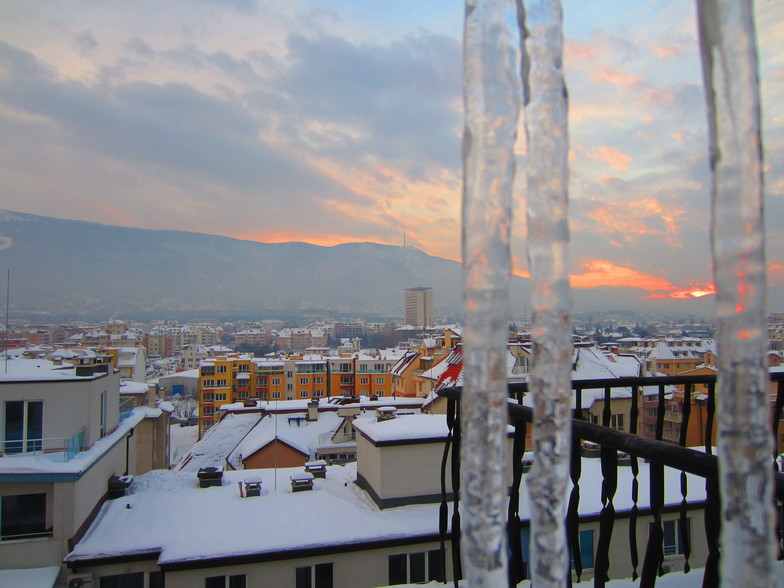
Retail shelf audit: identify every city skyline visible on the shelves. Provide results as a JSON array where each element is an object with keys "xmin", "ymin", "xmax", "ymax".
[{"xmin": 0, "ymin": 0, "xmax": 782, "ymax": 306}]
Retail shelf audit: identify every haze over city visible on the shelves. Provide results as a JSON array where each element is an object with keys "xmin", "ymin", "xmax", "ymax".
[{"xmin": 0, "ymin": 0, "xmax": 782, "ymax": 308}]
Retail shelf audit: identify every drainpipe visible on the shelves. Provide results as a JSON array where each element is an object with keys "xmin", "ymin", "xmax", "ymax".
[{"xmin": 124, "ymin": 427, "xmax": 135, "ymax": 476}]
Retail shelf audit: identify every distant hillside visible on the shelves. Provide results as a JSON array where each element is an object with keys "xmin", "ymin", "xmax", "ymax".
[
  {"xmin": 0, "ymin": 210, "xmax": 505, "ymax": 320},
  {"xmin": 0, "ymin": 210, "xmax": 739, "ymax": 321}
]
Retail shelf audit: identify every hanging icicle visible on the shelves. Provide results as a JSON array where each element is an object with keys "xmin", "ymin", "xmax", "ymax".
[
  {"xmin": 461, "ymin": 0, "xmax": 520, "ymax": 584},
  {"xmin": 518, "ymin": 0, "xmax": 573, "ymax": 586},
  {"xmin": 697, "ymin": 0, "xmax": 776, "ymax": 585}
]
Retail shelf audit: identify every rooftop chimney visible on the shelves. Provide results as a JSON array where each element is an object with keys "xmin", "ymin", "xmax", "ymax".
[{"xmin": 376, "ymin": 406, "xmax": 397, "ymax": 422}]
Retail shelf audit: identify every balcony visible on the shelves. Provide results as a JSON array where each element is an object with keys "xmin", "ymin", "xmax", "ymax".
[
  {"xmin": 119, "ymin": 397, "xmax": 135, "ymax": 422},
  {"xmin": 436, "ymin": 372, "xmax": 784, "ymax": 586},
  {"xmin": 0, "ymin": 428, "xmax": 86, "ymax": 463}
]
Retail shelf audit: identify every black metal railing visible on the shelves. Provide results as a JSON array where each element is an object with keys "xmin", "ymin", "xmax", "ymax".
[{"xmin": 438, "ymin": 372, "xmax": 784, "ymax": 587}]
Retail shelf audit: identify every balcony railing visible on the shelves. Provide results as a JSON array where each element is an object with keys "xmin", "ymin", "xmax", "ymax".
[
  {"xmin": 119, "ymin": 397, "xmax": 135, "ymax": 422},
  {"xmin": 0, "ymin": 428, "xmax": 86, "ymax": 462},
  {"xmin": 437, "ymin": 372, "xmax": 784, "ymax": 586}
]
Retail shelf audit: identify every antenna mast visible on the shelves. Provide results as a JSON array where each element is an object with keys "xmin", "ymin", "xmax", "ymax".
[{"xmin": 4, "ymin": 269, "xmax": 9, "ymax": 374}]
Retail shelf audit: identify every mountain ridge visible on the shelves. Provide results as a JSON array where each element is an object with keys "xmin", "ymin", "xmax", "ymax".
[{"xmin": 0, "ymin": 209, "xmax": 726, "ymax": 321}]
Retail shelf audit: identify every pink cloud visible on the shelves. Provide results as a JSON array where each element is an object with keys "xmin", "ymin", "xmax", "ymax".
[
  {"xmin": 588, "ymin": 145, "xmax": 632, "ymax": 172},
  {"xmin": 592, "ymin": 67, "xmax": 643, "ymax": 89},
  {"xmin": 652, "ymin": 45, "xmax": 683, "ymax": 59},
  {"xmin": 584, "ymin": 197, "xmax": 684, "ymax": 243},
  {"xmin": 571, "ymin": 259, "xmax": 675, "ymax": 291}
]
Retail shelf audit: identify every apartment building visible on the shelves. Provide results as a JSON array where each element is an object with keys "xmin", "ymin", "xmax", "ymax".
[
  {"xmin": 0, "ymin": 351, "xmax": 168, "ymax": 584},
  {"xmin": 403, "ymin": 286, "xmax": 433, "ymax": 328},
  {"xmin": 62, "ymin": 410, "xmax": 708, "ymax": 588},
  {"xmin": 197, "ymin": 354, "xmax": 255, "ymax": 436}
]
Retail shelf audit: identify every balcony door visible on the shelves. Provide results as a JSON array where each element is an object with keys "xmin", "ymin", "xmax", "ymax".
[{"xmin": 4, "ymin": 400, "xmax": 43, "ymax": 453}]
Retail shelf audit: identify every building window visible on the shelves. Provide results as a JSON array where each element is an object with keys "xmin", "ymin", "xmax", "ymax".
[
  {"xmin": 203, "ymin": 393, "xmax": 215, "ymax": 401},
  {"xmin": 360, "ymin": 377, "xmax": 369, "ymax": 385},
  {"xmin": 271, "ymin": 378, "xmax": 281, "ymax": 386},
  {"xmin": 272, "ymin": 391, "xmax": 281, "ymax": 399},
  {"xmin": 205, "ymin": 575, "xmax": 246, "ymax": 588},
  {"xmin": 314, "ymin": 376, "xmax": 324, "ymax": 384},
  {"xmin": 1, "ymin": 493, "xmax": 48, "ymax": 541},
  {"xmin": 214, "ymin": 393, "xmax": 226, "ymax": 401},
  {"xmin": 300, "ymin": 377, "xmax": 309, "ymax": 385},
  {"xmin": 238, "ymin": 391, "xmax": 248, "ymax": 399},
  {"xmin": 388, "ymin": 551, "xmax": 444, "ymax": 584},
  {"xmin": 376, "ymin": 377, "xmax": 385, "ymax": 385},
  {"xmin": 295, "ymin": 563, "xmax": 333, "ymax": 588},
  {"xmin": 99, "ymin": 572, "xmax": 144, "ymax": 588},
  {"xmin": 258, "ymin": 377, "xmax": 268, "ymax": 387},
  {"xmin": 315, "ymin": 389, "xmax": 324, "ymax": 397},
  {"xmin": 300, "ymin": 390, "xmax": 309, "ymax": 398},
  {"xmin": 217, "ymin": 379, "xmax": 227, "ymax": 387},
  {"xmin": 216, "ymin": 365, "xmax": 227, "ymax": 373},
  {"xmin": 377, "ymin": 391, "xmax": 384, "ymax": 397},
  {"xmin": 3, "ymin": 400, "xmax": 43, "ymax": 453},
  {"xmin": 203, "ymin": 379, "xmax": 215, "ymax": 388},
  {"xmin": 339, "ymin": 363, "xmax": 352, "ymax": 372},
  {"xmin": 520, "ymin": 527, "xmax": 594, "ymax": 569},
  {"xmin": 203, "ymin": 406, "xmax": 215, "ymax": 416},
  {"xmin": 658, "ymin": 518, "xmax": 691, "ymax": 556}
]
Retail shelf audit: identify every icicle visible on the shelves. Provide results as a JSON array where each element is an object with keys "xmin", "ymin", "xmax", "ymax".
[
  {"xmin": 461, "ymin": 0, "xmax": 519, "ymax": 584},
  {"xmin": 697, "ymin": 1, "xmax": 776, "ymax": 585},
  {"xmin": 518, "ymin": 0, "xmax": 573, "ymax": 586}
]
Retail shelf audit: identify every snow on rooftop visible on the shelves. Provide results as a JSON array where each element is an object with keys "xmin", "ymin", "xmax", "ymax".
[
  {"xmin": 228, "ymin": 411, "xmax": 344, "ymax": 467},
  {"xmin": 0, "ymin": 566, "xmax": 61, "ymax": 588},
  {"xmin": 175, "ymin": 413, "xmax": 262, "ymax": 473},
  {"xmin": 67, "ymin": 453, "xmax": 710, "ymax": 568},
  {"xmin": 119, "ymin": 381, "xmax": 149, "ymax": 395},
  {"xmin": 66, "ymin": 464, "xmax": 444, "ymax": 565},
  {"xmin": 353, "ymin": 414, "xmax": 450, "ymax": 443},
  {"xmin": 0, "ymin": 356, "xmax": 95, "ymax": 381}
]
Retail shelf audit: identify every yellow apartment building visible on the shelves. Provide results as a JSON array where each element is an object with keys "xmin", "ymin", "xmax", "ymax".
[
  {"xmin": 255, "ymin": 360, "xmax": 286, "ymax": 401},
  {"xmin": 355, "ymin": 354, "xmax": 396, "ymax": 397},
  {"xmin": 198, "ymin": 353, "xmax": 255, "ymax": 437}
]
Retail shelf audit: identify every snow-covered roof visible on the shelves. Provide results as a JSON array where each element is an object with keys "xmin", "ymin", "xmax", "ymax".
[
  {"xmin": 66, "ymin": 465, "xmax": 444, "ymax": 565},
  {"xmin": 228, "ymin": 411, "xmax": 344, "ymax": 467},
  {"xmin": 572, "ymin": 347, "xmax": 641, "ymax": 381},
  {"xmin": 119, "ymin": 381, "xmax": 149, "ymax": 395},
  {"xmin": 353, "ymin": 414, "xmax": 450, "ymax": 443},
  {"xmin": 65, "ymin": 455, "xmax": 707, "ymax": 567},
  {"xmin": 0, "ymin": 566, "xmax": 61, "ymax": 588},
  {"xmin": 175, "ymin": 413, "xmax": 262, "ymax": 472},
  {"xmin": 0, "ymin": 356, "xmax": 104, "ymax": 382}
]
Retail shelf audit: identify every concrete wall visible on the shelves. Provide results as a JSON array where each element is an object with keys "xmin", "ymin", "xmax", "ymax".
[
  {"xmin": 83, "ymin": 540, "xmax": 451, "ymax": 588},
  {"xmin": 243, "ymin": 440, "xmax": 308, "ymax": 470},
  {"xmin": 357, "ymin": 431, "xmax": 513, "ymax": 506},
  {"xmin": 0, "ymin": 371, "xmax": 120, "ymax": 449}
]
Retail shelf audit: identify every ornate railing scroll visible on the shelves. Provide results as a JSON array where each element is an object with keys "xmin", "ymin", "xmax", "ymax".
[{"xmin": 438, "ymin": 372, "xmax": 784, "ymax": 586}]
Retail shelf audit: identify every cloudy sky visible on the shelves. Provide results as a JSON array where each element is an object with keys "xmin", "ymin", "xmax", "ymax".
[{"xmin": 0, "ymin": 0, "xmax": 782, "ymax": 304}]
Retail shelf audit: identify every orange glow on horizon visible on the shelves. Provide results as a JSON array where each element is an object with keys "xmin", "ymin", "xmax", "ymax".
[{"xmin": 665, "ymin": 283, "xmax": 716, "ymax": 300}]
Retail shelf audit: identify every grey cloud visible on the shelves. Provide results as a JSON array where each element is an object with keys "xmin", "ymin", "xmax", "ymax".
[
  {"xmin": 74, "ymin": 30, "xmax": 99, "ymax": 54},
  {"xmin": 0, "ymin": 42, "xmax": 357, "ymax": 214},
  {"xmin": 266, "ymin": 31, "xmax": 462, "ymax": 173}
]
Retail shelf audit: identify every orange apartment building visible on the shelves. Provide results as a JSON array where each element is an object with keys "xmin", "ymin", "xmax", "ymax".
[
  {"xmin": 198, "ymin": 353, "xmax": 256, "ymax": 436},
  {"xmin": 391, "ymin": 332, "xmax": 458, "ymax": 398}
]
